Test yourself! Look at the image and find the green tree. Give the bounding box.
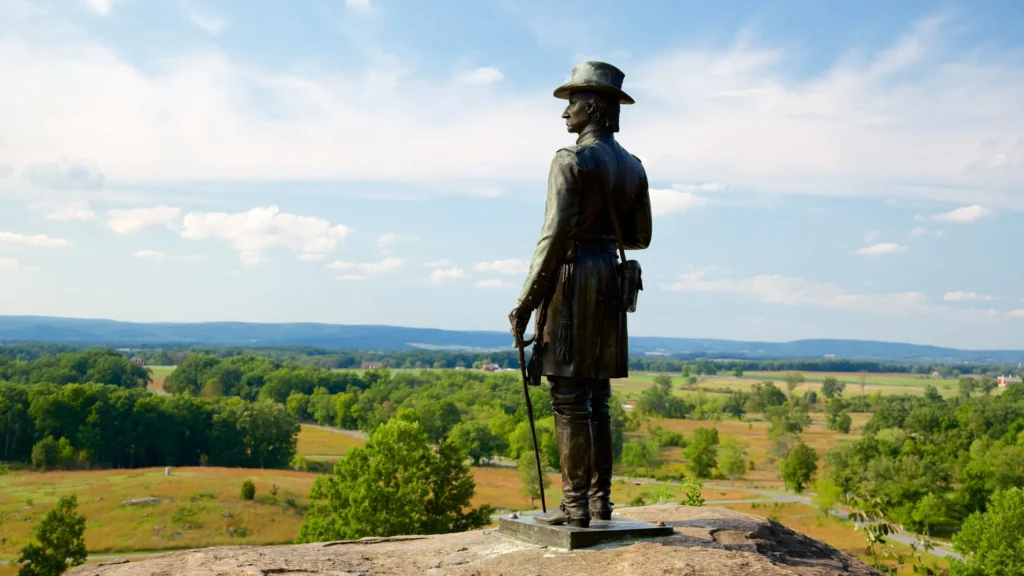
[732,365,744,378]
[784,372,805,399]
[296,419,493,542]
[780,442,818,493]
[683,427,719,479]
[30,437,59,471]
[516,453,551,508]
[652,374,672,388]
[448,420,506,465]
[951,487,1024,576]
[621,438,663,476]
[821,377,846,399]
[17,494,87,576]
[718,437,748,483]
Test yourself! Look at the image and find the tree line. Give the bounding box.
[0,382,298,470]
[5,342,1023,378]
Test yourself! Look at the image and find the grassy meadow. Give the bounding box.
[614,369,961,401]
[1,368,950,572]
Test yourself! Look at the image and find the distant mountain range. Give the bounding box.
[0,315,1022,364]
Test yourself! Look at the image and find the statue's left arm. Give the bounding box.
[622,159,652,250]
[516,148,581,312]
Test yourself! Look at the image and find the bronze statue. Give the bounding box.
[510,61,653,528]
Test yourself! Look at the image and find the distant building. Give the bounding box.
[361,361,383,370]
[998,375,1022,388]
[131,357,146,367]
[481,363,501,372]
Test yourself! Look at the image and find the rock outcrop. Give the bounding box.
[68,505,881,576]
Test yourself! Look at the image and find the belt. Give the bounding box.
[574,238,618,254]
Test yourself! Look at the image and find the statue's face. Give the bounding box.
[562,93,593,134]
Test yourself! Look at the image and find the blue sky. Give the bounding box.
[0,0,1022,349]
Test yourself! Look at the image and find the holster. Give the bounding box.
[620,259,643,313]
[525,294,552,386]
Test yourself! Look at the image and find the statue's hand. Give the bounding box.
[509,306,532,346]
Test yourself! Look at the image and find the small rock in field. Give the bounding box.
[122,497,160,507]
[445,557,467,566]
[431,560,442,569]
[457,547,468,552]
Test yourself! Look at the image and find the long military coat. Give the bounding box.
[517,127,652,380]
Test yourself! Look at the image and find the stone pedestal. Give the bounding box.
[497,515,674,550]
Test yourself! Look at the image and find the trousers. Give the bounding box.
[548,376,614,517]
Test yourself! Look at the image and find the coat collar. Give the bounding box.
[576,125,614,146]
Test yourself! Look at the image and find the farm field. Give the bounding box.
[146,365,175,394]
[294,425,364,459]
[613,370,961,401]
[631,414,862,489]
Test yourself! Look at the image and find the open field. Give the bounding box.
[146,365,174,394]
[631,414,861,489]
[615,370,962,400]
[295,425,363,459]
[0,466,765,561]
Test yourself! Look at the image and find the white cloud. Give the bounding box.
[0,232,72,247]
[22,158,105,190]
[672,182,724,194]
[429,267,464,283]
[0,258,18,271]
[944,291,997,302]
[344,0,371,12]
[473,259,528,275]
[920,205,996,223]
[131,249,165,260]
[455,67,504,85]
[649,189,709,217]
[425,259,455,268]
[81,0,118,16]
[182,206,353,265]
[1010,309,1024,318]
[475,279,514,289]
[856,242,908,256]
[911,226,929,236]
[663,270,997,320]
[297,253,324,261]
[31,200,97,221]
[327,257,404,274]
[0,12,1022,209]
[377,233,397,248]
[187,11,225,35]
[107,206,181,234]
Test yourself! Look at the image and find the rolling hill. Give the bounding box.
[0,315,1022,364]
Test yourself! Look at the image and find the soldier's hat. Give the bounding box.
[553,61,634,105]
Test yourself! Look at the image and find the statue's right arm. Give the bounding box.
[516,149,580,311]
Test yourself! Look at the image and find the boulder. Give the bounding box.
[67,505,881,575]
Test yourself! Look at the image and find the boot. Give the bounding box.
[589,417,614,520]
[534,414,592,528]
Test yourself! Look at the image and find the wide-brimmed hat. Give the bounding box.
[553,61,634,105]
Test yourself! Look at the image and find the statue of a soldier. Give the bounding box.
[510,62,652,528]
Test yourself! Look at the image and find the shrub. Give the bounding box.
[241,479,256,501]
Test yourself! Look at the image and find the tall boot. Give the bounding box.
[534,413,592,528]
[589,418,614,520]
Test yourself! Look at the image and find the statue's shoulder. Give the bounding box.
[555,144,584,157]
[631,154,643,164]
